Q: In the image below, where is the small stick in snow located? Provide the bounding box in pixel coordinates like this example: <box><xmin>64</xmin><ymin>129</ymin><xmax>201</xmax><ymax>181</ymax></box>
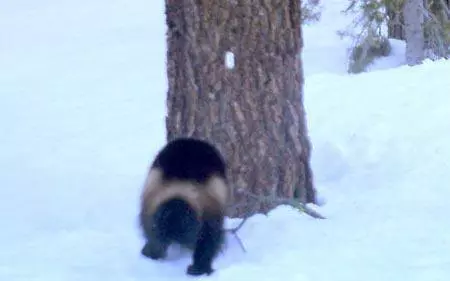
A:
<box><xmin>228</xmin><ymin>221</ymin><xmax>248</xmax><ymax>253</ymax></box>
<box><xmin>225</xmin><ymin>199</ymin><xmax>261</xmax><ymax>253</ymax></box>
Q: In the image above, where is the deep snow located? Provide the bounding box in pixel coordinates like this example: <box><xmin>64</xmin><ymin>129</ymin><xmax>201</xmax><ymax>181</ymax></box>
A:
<box><xmin>1</xmin><ymin>0</ymin><xmax>449</xmax><ymax>280</ymax></box>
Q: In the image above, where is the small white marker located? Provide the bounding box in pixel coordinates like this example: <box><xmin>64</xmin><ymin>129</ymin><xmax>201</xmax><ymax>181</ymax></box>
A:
<box><xmin>225</xmin><ymin>51</ymin><xmax>235</xmax><ymax>69</ymax></box>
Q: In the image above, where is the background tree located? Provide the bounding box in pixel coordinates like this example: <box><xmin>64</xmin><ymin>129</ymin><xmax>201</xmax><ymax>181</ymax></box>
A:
<box><xmin>404</xmin><ymin>0</ymin><xmax>425</xmax><ymax>65</ymax></box>
<box><xmin>339</xmin><ymin>0</ymin><xmax>392</xmax><ymax>73</ymax></box>
<box><xmin>164</xmin><ymin>0</ymin><xmax>316</xmax><ymax>218</ymax></box>
<box><xmin>389</xmin><ymin>0</ymin><xmax>449</xmax><ymax>61</ymax></box>
<box><xmin>423</xmin><ymin>0</ymin><xmax>450</xmax><ymax>59</ymax></box>
<box><xmin>302</xmin><ymin>0</ymin><xmax>322</xmax><ymax>24</ymax></box>
<box><xmin>342</xmin><ymin>0</ymin><xmax>449</xmax><ymax>73</ymax></box>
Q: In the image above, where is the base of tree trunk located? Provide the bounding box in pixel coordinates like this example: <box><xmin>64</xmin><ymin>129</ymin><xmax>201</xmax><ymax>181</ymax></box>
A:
<box><xmin>164</xmin><ymin>0</ymin><xmax>317</xmax><ymax>218</ymax></box>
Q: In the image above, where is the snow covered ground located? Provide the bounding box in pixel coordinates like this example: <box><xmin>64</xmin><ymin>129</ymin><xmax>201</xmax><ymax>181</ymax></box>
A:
<box><xmin>1</xmin><ymin>0</ymin><xmax>449</xmax><ymax>280</ymax></box>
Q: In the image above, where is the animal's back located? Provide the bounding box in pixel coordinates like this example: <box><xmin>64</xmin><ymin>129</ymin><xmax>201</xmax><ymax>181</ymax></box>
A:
<box><xmin>152</xmin><ymin>137</ymin><xmax>227</xmax><ymax>183</ymax></box>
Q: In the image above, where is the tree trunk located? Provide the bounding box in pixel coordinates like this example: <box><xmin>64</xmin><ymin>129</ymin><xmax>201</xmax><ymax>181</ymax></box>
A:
<box><xmin>164</xmin><ymin>0</ymin><xmax>316</xmax><ymax>218</ymax></box>
<box><xmin>388</xmin><ymin>6</ymin><xmax>405</xmax><ymax>40</ymax></box>
<box><xmin>404</xmin><ymin>0</ymin><xmax>425</xmax><ymax>65</ymax></box>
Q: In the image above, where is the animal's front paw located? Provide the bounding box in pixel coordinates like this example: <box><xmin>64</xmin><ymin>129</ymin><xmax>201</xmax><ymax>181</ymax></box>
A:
<box><xmin>186</xmin><ymin>263</ymin><xmax>214</xmax><ymax>276</ymax></box>
<box><xmin>141</xmin><ymin>243</ymin><xmax>166</xmax><ymax>260</ymax></box>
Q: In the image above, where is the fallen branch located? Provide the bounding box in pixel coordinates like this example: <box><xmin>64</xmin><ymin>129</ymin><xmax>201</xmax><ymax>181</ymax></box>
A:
<box><xmin>276</xmin><ymin>197</ymin><xmax>326</xmax><ymax>219</ymax></box>
<box><xmin>225</xmin><ymin>190</ymin><xmax>326</xmax><ymax>253</ymax></box>
<box><xmin>239</xmin><ymin>190</ymin><xmax>327</xmax><ymax>219</ymax></box>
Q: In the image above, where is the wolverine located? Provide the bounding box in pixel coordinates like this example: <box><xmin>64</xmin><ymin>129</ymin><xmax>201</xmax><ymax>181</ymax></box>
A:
<box><xmin>139</xmin><ymin>137</ymin><xmax>230</xmax><ymax>276</ymax></box>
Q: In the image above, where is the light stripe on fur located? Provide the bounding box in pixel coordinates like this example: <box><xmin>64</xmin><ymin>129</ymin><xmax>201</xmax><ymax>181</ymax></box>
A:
<box><xmin>141</xmin><ymin>168</ymin><xmax>164</xmax><ymax>201</ymax></box>
<box><xmin>147</xmin><ymin>180</ymin><xmax>203</xmax><ymax>216</ymax></box>
<box><xmin>141</xmin><ymin>168</ymin><xmax>229</xmax><ymax>218</ymax></box>
<box><xmin>204</xmin><ymin>176</ymin><xmax>229</xmax><ymax>207</ymax></box>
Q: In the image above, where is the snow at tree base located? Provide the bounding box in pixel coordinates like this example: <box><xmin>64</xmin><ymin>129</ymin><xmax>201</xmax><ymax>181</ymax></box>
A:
<box><xmin>1</xmin><ymin>0</ymin><xmax>449</xmax><ymax>280</ymax></box>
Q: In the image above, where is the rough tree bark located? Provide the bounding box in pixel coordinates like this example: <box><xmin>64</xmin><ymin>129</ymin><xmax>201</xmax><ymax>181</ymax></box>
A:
<box><xmin>404</xmin><ymin>0</ymin><xmax>425</xmax><ymax>65</ymax></box>
<box><xmin>164</xmin><ymin>0</ymin><xmax>316</xmax><ymax>218</ymax></box>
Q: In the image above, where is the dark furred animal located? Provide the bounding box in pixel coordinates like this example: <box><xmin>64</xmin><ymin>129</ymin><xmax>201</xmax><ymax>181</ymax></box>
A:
<box><xmin>139</xmin><ymin>137</ymin><xmax>230</xmax><ymax>276</ymax></box>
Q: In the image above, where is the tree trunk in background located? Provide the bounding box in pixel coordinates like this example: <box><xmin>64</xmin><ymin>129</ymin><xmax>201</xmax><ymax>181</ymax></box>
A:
<box><xmin>164</xmin><ymin>0</ymin><xmax>316</xmax><ymax>218</ymax></box>
<box><xmin>388</xmin><ymin>6</ymin><xmax>405</xmax><ymax>40</ymax></box>
<box><xmin>404</xmin><ymin>0</ymin><xmax>425</xmax><ymax>65</ymax></box>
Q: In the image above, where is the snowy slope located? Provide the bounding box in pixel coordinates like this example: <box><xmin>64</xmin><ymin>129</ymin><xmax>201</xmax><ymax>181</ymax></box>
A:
<box><xmin>0</xmin><ymin>1</ymin><xmax>167</xmax><ymax>279</ymax></box>
<box><xmin>302</xmin><ymin>0</ymin><xmax>406</xmax><ymax>76</ymax></box>
<box><xmin>1</xmin><ymin>1</ymin><xmax>450</xmax><ymax>281</ymax></box>
<box><xmin>305</xmin><ymin>60</ymin><xmax>450</xmax><ymax>280</ymax></box>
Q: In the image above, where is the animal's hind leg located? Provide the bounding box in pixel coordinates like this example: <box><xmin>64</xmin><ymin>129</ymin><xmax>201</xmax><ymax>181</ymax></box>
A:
<box><xmin>186</xmin><ymin>216</ymin><xmax>224</xmax><ymax>276</ymax></box>
<box><xmin>140</xmin><ymin>212</ymin><xmax>170</xmax><ymax>260</ymax></box>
